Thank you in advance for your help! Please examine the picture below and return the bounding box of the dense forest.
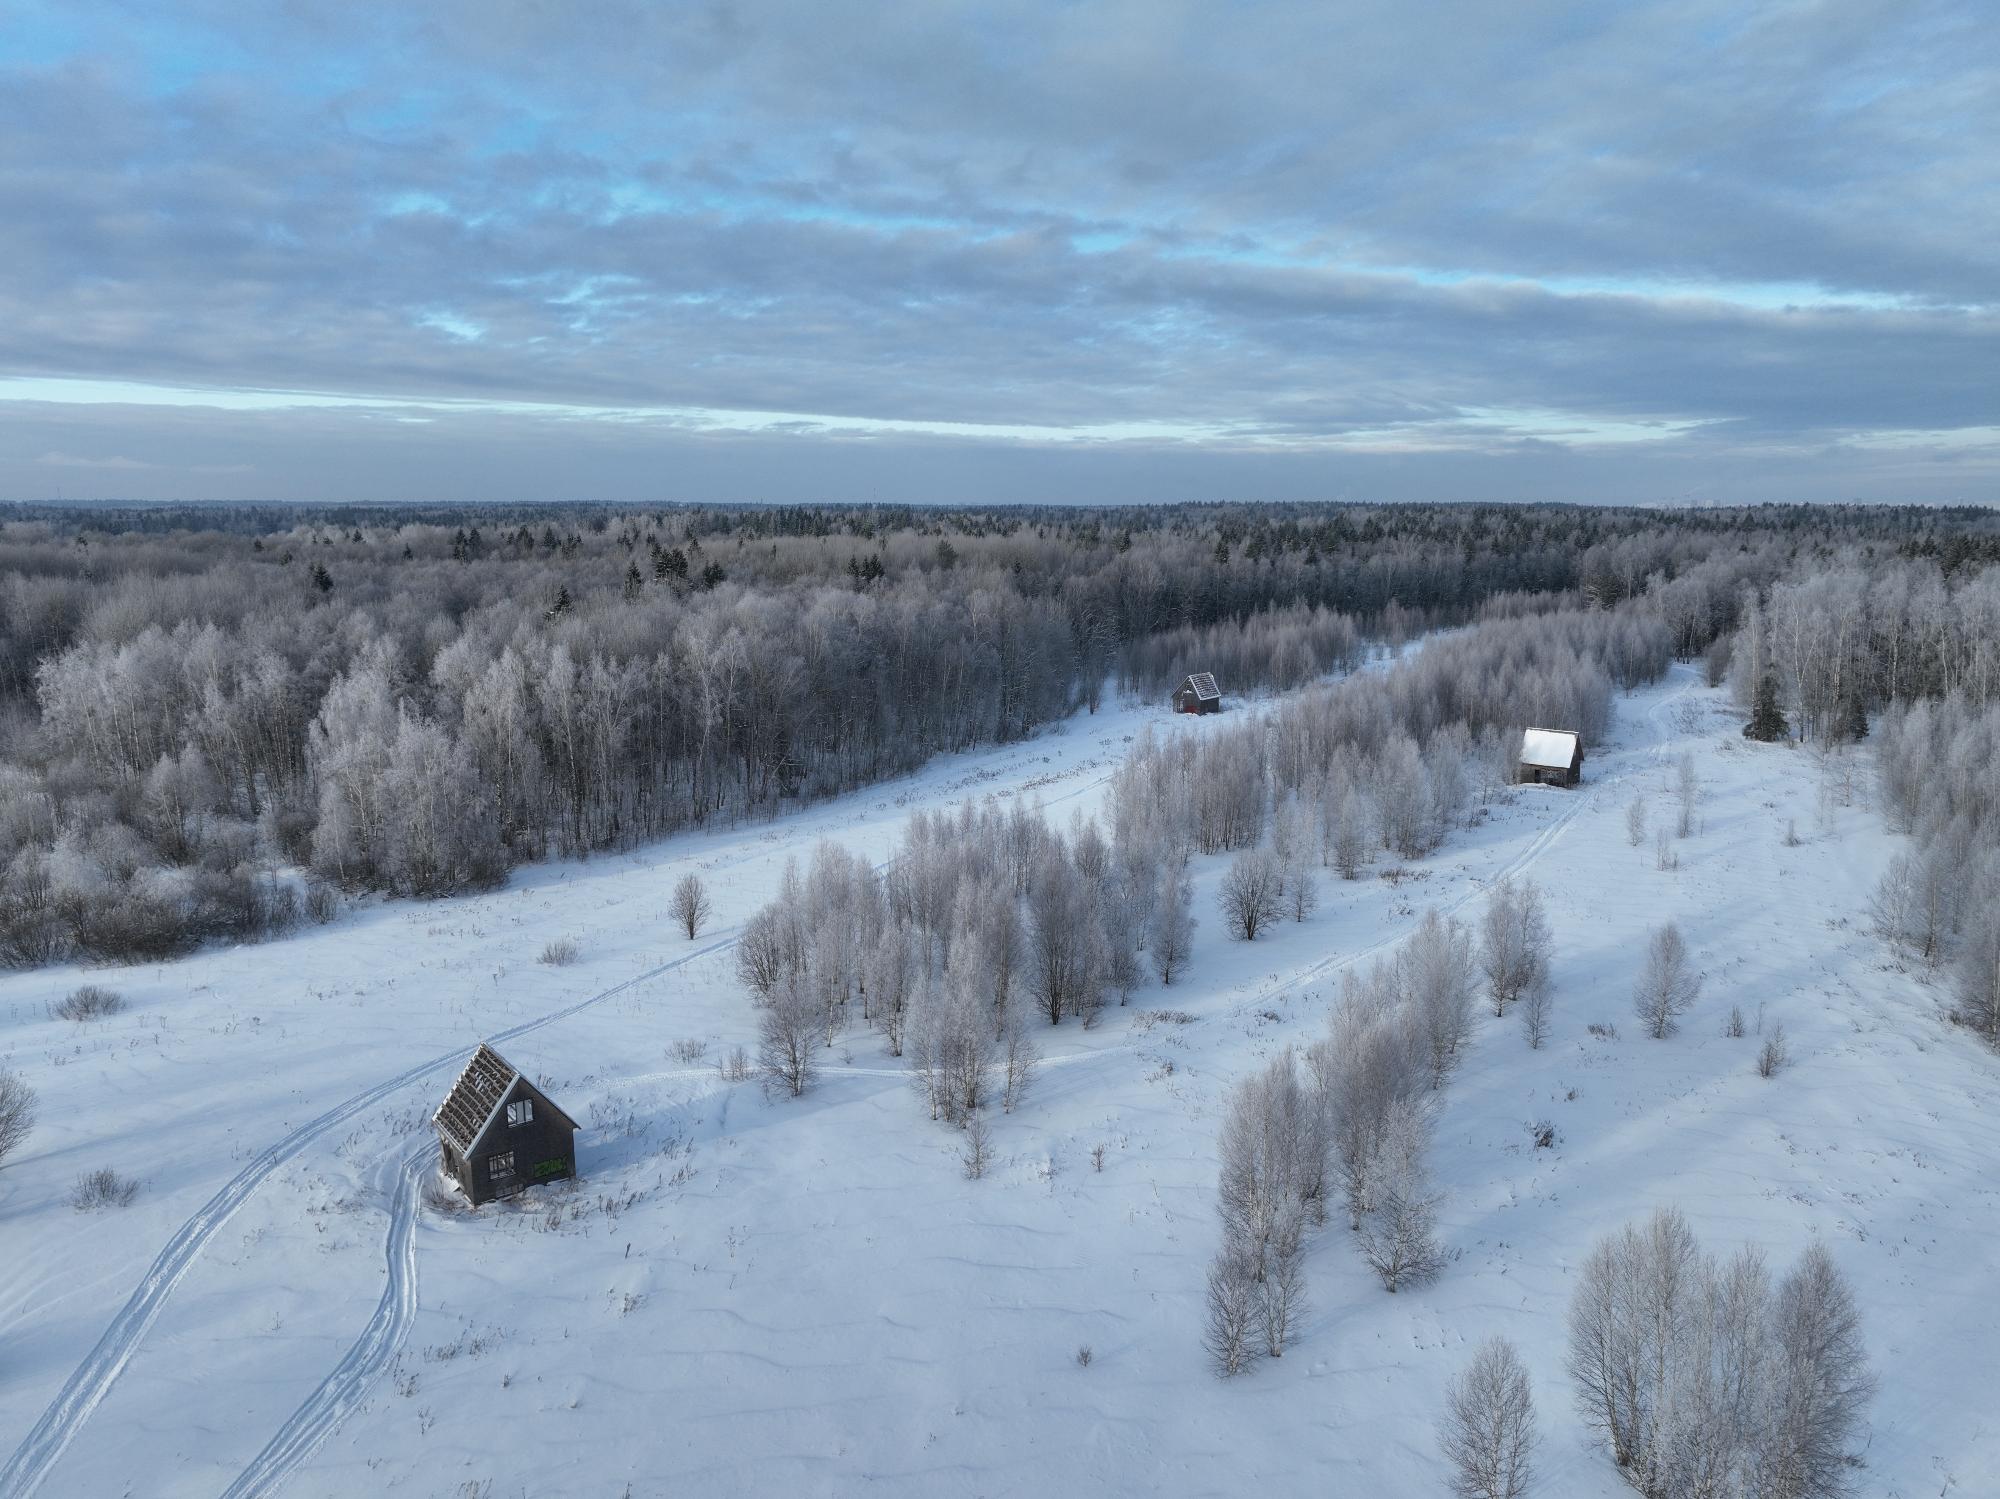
[2,499,1997,969]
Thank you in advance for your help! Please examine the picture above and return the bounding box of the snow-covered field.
[1,666,1993,1498]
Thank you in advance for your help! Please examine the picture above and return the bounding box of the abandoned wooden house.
[1517,727,1584,788]
[432,1043,579,1205]
[1173,672,1222,714]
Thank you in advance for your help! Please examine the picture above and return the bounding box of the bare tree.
[1027,848,1102,1024]
[1258,1209,1309,1358]
[1273,794,1319,922]
[1202,1244,1259,1378]
[1377,734,1435,858]
[999,994,1039,1113]
[1219,849,1283,941]
[1360,1096,1444,1292]
[669,872,712,940]
[757,970,819,1098]
[1313,973,1427,1230]
[736,901,796,999]
[1951,901,2000,1046]
[1404,909,1479,1087]
[1217,1057,1315,1271]
[1675,751,1700,838]
[1626,795,1648,849]
[1439,1336,1538,1499]
[908,957,992,1123]
[1633,922,1701,1039]
[1567,1234,1642,1472]
[1566,1205,1702,1486]
[1566,1207,1871,1498]
[0,1069,35,1167]
[1653,825,1678,871]
[961,1111,992,1179]
[1285,857,1319,923]
[1480,878,1553,1017]
[1870,846,1957,968]
[1753,1243,1875,1499]
[1706,1246,1776,1492]
[1331,787,1374,880]
[1519,980,1553,1050]
[1097,873,1145,1003]
[1149,868,1196,984]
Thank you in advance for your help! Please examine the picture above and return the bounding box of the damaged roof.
[433,1043,519,1155]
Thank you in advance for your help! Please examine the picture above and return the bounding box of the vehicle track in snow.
[0,931,739,1499]
[218,1137,428,1499]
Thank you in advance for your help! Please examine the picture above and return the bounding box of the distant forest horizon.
[2,498,1997,971]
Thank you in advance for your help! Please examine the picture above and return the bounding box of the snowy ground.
[0,665,1993,1498]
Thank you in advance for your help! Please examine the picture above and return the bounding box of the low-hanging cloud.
[0,0,1993,503]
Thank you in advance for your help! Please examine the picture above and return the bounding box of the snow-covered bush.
[54,984,124,1021]
[1757,1025,1789,1078]
[70,1167,141,1211]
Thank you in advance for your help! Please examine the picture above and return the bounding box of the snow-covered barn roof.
[1181,672,1220,701]
[1520,727,1580,769]
[433,1043,520,1155]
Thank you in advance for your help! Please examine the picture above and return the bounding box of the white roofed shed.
[1517,727,1584,786]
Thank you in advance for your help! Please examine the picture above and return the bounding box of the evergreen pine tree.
[1743,673,1788,741]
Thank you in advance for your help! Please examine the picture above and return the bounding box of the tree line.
[3,499,1994,968]
[1204,878,1553,1377]
[1870,696,2000,1045]
[735,797,1198,1110]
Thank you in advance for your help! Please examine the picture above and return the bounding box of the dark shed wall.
[465,1075,577,1204]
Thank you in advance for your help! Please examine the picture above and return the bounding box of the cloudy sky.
[1,1,1994,505]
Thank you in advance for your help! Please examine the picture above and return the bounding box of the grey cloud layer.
[1,1,1994,501]
[6,396,1986,509]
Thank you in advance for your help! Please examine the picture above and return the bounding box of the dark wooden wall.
[460,1076,578,1205]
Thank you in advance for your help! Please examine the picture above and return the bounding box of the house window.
[488,1151,515,1177]
[506,1099,533,1127]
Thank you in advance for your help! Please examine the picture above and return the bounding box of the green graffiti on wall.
[533,1158,567,1179]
